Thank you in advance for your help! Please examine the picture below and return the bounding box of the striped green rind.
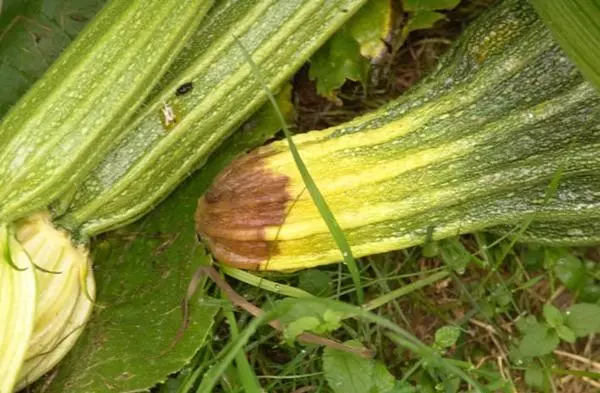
[529,0,600,93]
[57,0,368,238]
[197,0,600,271]
[0,0,213,222]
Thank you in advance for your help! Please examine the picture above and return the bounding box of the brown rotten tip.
[195,148,291,270]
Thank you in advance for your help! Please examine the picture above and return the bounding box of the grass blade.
[235,39,364,304]
[195,312,273,393]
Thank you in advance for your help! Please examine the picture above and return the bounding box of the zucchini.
[0,0,213,222]
[195,0,600,271]
[55,0,369,238]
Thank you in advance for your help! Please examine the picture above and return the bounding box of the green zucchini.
[55,0,369,238]
[195,0,600,271]
[0,0,214,222]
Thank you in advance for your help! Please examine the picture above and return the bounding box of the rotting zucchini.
[54,0,369,238]
[195,0,600,271]
[0,0,214,222]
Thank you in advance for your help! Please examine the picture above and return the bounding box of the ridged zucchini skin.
[56,0,368,238]
[0,0,213,222]
[195,0,600,271]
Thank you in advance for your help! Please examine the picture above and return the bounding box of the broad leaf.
[556,325,576,344]
[565,303,600,337]
[552,250,585,291]
[308,0,393,100]
[309,29,370,101]
[518,322,559,357]
[323,340,399,393]
[43,169,219,393]
[298,269,332,296]
[439,238,470,274]
[348,0,392,60]
[404,10,445,33]
[542,303,564,328]
[41,86,293,392]
[276,298,344,342]
[0,0,106,117]
[434,325,460,350]
[524,366,550,392]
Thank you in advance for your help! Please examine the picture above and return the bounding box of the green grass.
[178,241,599,393]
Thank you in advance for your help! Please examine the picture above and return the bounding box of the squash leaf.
[308,0,392,101]
[40,85,293,393]
[348,0,393,60]
[400,0,459,42]
[0,0,106,117]
[41,166,219,393]
[404,10,445,32]
[309,30,370,102]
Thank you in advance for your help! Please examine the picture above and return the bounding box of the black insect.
[175,82,193,96]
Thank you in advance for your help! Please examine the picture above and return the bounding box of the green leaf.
[581,283,600,303]
[515,315,539,334]
[556,324,576,344]
[522,245,545,268]
[285,316,322,342]
[490,283,513,308]
[439,238,470,274]
[298,269,332,296]
[524,366,550,392]
[44,180,219,392]
[542,303,564,328]
[529,0,600,93]
[434,325,460,350]
[565,303,600,337]
[0,0,107,117]
[552,250,585,291]
[42,86,294,393]
[309,29,370,101]
[276,298,344,341]
[404,10,445,33]
[323,340,397,393]
[308,0,394,100]
[402,0,460,12]
[347,0,393,60]
[390,381,417,393]
[421,242,439,258]
[307,0,395,99]
[519,323,559,357]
